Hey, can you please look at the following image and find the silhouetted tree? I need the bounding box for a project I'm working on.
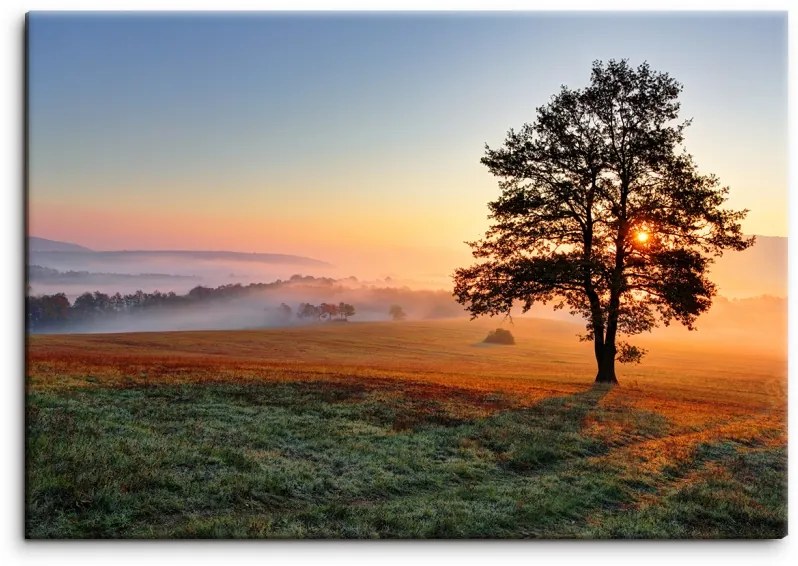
[454,60,752,384]
[109,292,125,312]
[27,292,70,329]
[46,294,71,321]
[389,304,407,321]
[339,303,355,321]
[72,292,98,318]
[187,286,213,301]
[484,328,515,345]
[320,302,339,321]
[297,302,321,320]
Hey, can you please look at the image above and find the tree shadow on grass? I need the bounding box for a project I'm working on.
[532,383,614,428]
[466,384,615,473]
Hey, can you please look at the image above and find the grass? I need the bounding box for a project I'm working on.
[25,318,787,538]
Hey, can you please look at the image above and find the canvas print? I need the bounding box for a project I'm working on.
[25,12,787,539]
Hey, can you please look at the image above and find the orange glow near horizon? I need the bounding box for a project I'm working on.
[27,199,479,282]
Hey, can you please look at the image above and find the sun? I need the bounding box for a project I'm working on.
[636,231,649,243]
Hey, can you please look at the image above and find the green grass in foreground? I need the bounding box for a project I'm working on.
[26,381,786,538]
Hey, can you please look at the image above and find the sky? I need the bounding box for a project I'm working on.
[27,12,788,279]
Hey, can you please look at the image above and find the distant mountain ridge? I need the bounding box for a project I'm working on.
[29,236,93,252]
[27,237,332,267]
[28,265,199,282]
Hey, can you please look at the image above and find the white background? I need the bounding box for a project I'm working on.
[2,1,796,565]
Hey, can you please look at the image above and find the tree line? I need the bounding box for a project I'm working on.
[25,275,339,331]
[295,302,356,322]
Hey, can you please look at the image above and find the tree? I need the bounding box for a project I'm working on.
[319,302,339,321]
[72,292,98,318]
[110,292,125,313]
[453,60,752,385]
[27,292,70,329]
[388,304,407,321]
[339,303,355,321]
[483,328,515,345]
[297,302,318,320]
[187,286,213,301]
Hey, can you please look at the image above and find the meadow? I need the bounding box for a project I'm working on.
[26,318,787,538]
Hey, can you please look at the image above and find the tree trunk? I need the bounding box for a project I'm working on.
[594,343,618,384]
[595,305,619,384]
[591,320,609,382]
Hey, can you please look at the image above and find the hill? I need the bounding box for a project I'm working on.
[29,236,93,252]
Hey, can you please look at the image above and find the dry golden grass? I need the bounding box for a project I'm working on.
[27,317,787,474]
[27,316,786,460]
[27,317,785,424]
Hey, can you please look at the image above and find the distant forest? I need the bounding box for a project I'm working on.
[26,274,348,332]
[28,265,198,282]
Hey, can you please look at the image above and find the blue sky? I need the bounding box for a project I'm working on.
[27,12,788,273]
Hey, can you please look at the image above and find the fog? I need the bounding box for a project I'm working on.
[30,272,785,363]
[521,294,786,356]
[32,276,468,334]
[706,236,786,298]
[25,248,461,301]
[26,236,786,354]
[28,265,200,299]
[27,250,339,299]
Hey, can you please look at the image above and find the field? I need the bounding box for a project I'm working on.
[26,318,787,538]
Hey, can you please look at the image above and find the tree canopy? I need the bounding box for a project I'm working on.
[453,59,752,384]
[389,304,407,321]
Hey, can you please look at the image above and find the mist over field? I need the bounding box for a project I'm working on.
[27,274,468,334]
[28,265,200,298]
[705,236,786,298]
[27,248,337,297]
[26,235,786,356]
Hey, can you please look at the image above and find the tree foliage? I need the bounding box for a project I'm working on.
[389,304,407,321]
[483,328,515,345]
[297,301,355,322]
[339,302,356,321]
[453,60,752,383]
